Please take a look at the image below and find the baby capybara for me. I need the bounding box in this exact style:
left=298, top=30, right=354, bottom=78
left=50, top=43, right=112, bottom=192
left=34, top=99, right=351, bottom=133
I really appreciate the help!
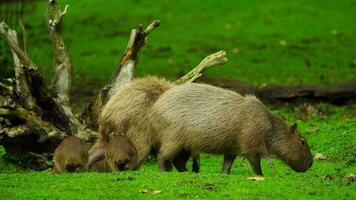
left=53, top=136, right=89, bottom=173
left=105, top=135, right=138, bottom=171
left=88, top=76, right=199, bottom=172
left=149, top=83, right=313, bottom=176
left=89, top=160, right=110, bottom=172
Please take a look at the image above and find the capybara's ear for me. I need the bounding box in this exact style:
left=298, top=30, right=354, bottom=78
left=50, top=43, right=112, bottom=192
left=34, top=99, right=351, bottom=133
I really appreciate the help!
left=290, top=123, right=298, bottom=134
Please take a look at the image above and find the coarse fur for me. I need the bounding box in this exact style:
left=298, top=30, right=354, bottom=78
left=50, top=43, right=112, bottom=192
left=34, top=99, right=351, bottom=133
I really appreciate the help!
left=88, top=76, right=199, bottom=171
left=149, top=83, right=313, bottom=175
left=53, top=136, right=90, bottom=173
left=105, top=134, right=138, bottom=171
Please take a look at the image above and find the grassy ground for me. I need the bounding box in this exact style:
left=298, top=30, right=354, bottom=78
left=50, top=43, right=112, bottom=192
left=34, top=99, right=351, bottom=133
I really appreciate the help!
left=1, top=0, right=356, bottom=86
left=0, top=105, right=355, bottom=199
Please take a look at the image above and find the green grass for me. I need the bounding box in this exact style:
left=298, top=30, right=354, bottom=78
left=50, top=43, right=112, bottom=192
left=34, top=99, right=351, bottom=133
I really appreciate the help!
left=0, top=105, right=355, bottom=199
left=0, top=1, right=355, bottom=199
left=1, top=0, right=356, bottom=86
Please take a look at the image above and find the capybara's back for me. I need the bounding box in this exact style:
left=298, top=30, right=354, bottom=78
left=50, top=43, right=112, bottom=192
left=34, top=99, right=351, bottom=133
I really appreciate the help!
left=105, top=135, right=138, bottom=171
left=53, top=136, right=89, bottom=173
left=150, top=83, right=313, bottom=175
left=88, top=76, right=174, bottom=167
left=150, top=83, right=270, bottom=154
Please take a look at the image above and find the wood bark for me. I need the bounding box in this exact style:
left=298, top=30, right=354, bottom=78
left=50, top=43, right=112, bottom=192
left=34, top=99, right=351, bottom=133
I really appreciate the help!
left=8, top=29, right=36, bottom=110
left=47, top=0, right=72, bottom=106
left=174, top=50, right=228, bottom=84
left=199, top=77, right=356, bottom=105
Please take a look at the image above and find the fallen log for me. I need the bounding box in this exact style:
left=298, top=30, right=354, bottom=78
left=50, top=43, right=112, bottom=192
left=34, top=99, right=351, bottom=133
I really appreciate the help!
left=199, top=77, right=356, bottom=105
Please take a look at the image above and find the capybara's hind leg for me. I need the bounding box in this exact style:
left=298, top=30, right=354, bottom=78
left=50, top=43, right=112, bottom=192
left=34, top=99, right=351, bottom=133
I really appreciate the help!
left=246, top=153, right=263, bottom=176
left=222, top=154, right=237, bottom=174
left=157, top=143, right=181, bottom=172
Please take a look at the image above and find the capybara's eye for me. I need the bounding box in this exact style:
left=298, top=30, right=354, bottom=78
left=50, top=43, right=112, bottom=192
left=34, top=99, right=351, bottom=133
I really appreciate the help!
left=300, top=138, right=305, bottom=146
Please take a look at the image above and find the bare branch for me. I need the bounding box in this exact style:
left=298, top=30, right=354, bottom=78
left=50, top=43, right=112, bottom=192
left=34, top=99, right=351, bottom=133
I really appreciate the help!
left=0, top=106, right=66, bottom=141
left=0, top=21, right=37, bottom=70
left=3, top=125, right=31, bottom=138
left=47, top=0, right=72, bottom=106
left=0, top=82, right=13, bottom=96
left=107, top=20, right=160, bottom=97
left=8, top=30, right=36, bottom=110
left=47, top=0, right=68, bottom=32
left=175, top=50, right=228, bottom=84
left=144, top=20, right=160, bottom=35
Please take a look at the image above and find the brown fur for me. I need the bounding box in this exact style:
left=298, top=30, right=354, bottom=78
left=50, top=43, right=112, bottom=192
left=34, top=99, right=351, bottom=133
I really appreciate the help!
left=149, top=83, right=313, bottom=175
left=53, top=136, right=90, bottom=173
left=89, top=160, right=110, bottom=172
left=88, top=76, right=173, bottom=167
left=88, top=76, right=199, bottom=171
left=105, top=135, right=138, bottom=171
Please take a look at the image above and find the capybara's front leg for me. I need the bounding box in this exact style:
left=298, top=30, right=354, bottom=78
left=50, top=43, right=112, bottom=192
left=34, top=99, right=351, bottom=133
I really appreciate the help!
left=192, top=154, right=200, bottom=173
left=246, top=153, right=263, bottom=176
left=172, top=150, right=190, bottom=172
left=222, top=154, right=237, bottom=174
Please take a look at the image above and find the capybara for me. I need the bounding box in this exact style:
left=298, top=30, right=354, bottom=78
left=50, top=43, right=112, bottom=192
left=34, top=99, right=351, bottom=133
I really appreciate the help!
left=53, top=136, right=89, bottom=173
left=105, top=135, right=138, bottom=171
left=88, top=76, right=200, bottom=172
left=149, top=83, right=313, bottom=176
left=89, top=160, right=110, bottom=172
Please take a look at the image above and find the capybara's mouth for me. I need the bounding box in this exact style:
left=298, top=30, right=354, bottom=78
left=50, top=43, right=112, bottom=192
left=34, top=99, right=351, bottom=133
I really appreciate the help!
left=292, top=160, right=313, bottom=173
left=116, top=163, right=126, bottom=171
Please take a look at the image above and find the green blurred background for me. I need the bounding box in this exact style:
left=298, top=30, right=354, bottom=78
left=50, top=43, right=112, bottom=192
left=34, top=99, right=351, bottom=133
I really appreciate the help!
left=1, top=0, right=355, bottom=87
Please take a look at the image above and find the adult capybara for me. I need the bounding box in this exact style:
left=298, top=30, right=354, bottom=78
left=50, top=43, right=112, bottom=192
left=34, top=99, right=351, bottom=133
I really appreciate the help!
left=53, top=136, right=89, bottom=173
left=105, top=135, right=138, bottom=171
left=149, top=83, right=313, bottom=176
left=88, top=76, right=199, bottom=172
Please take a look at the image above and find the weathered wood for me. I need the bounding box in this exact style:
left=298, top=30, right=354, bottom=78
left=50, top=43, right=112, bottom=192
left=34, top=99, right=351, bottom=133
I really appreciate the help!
left=199, top=77, right=356, bottom=105
left=8, top=30, right=36, bottom=110
left=0, top=21, right=37, bottom=70
left=174, top=50, right=228, bottom=84
left=47, top=0, right=72, bottom=106
left=0, top=21, right=78, bottom=134
left=0, top=106, right=66, bottom=141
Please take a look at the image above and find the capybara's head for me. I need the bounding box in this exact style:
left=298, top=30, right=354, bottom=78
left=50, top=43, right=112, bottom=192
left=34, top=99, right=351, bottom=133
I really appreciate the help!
left=105, top=135, right=137, bottom=171
left=271, top=123, right=313, bottom=172
left=114, top=158, right=131, bottom=171
left=65, top=164, right=85, bottom=172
